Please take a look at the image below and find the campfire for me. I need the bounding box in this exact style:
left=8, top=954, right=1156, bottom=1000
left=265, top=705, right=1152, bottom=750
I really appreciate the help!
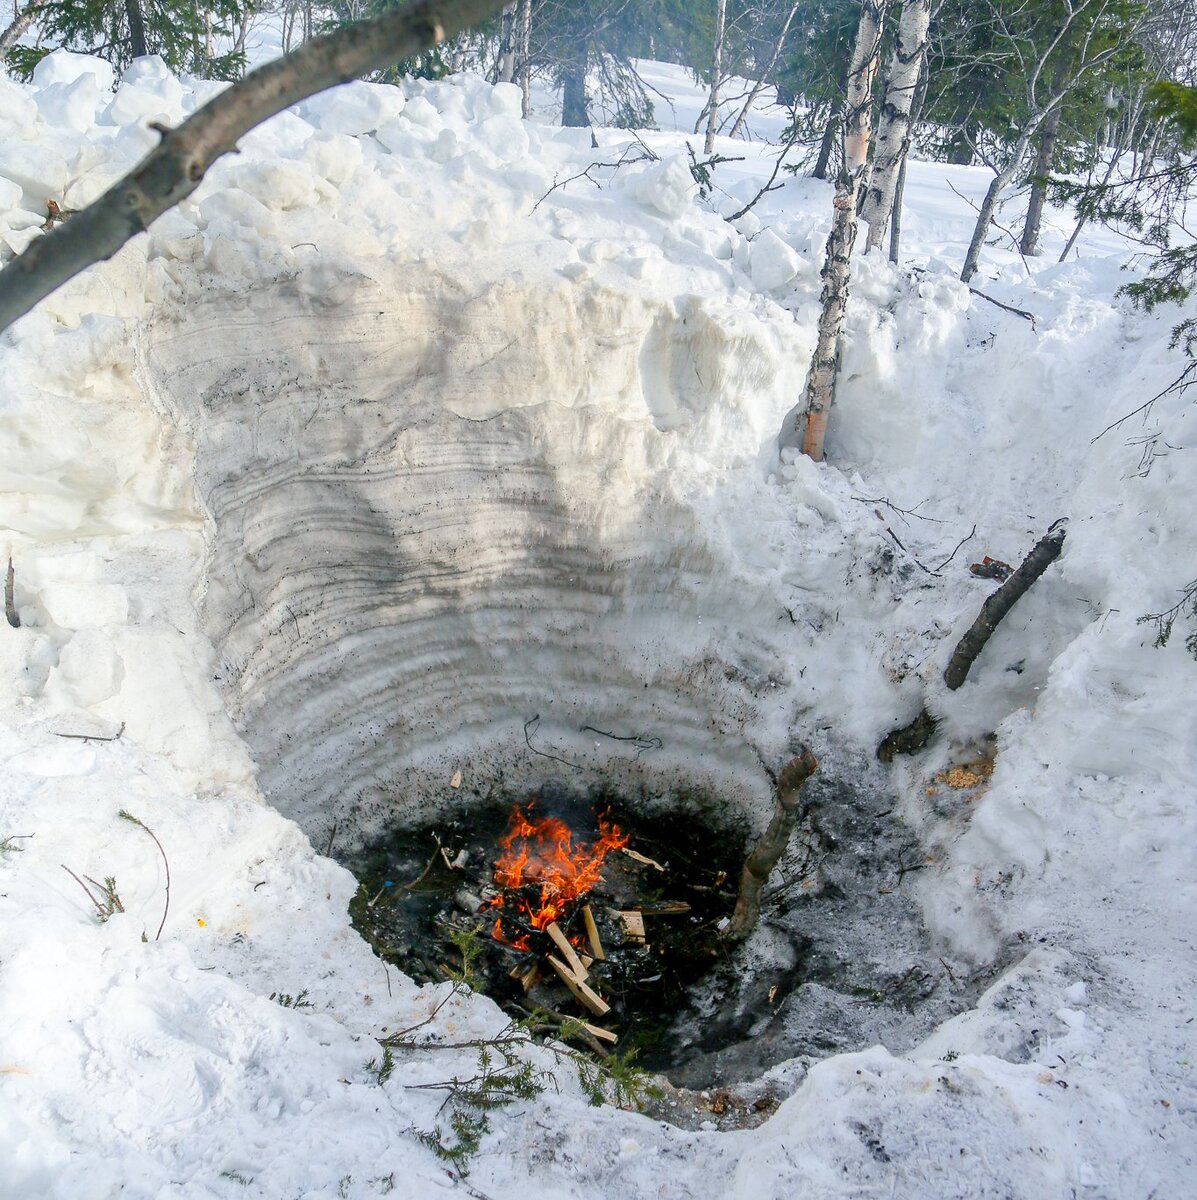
left=350, top=789, right=743, bottom=1058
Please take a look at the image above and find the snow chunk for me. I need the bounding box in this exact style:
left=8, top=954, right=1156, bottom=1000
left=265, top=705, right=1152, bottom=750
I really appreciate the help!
left=302, top=133, right=363, bottom=187
left=476, top=114, right=529, bottom=163
left=32, top=49, right=115, bottom=93
left=630, top=154, right=698, bottom=219
left=298, top=80, right=404, bottom=136
left=34, top=74, right=105, bottom=134
left=105, top=62, right=186, bottom=129
left=227, top=160, right=319, bottom=212
left=485, top=81, right=523, bottom=117
left=0, top=77, right=37, bottom=139
left=0, top=176, right=21, bottom=212
left=0, top=141, right=70, bottom=207
left=750, top=228, right=802, bottom=292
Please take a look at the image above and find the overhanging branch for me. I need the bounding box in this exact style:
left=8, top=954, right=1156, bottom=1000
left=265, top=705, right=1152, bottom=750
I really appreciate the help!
left=0, top=0, right=505, bottom=334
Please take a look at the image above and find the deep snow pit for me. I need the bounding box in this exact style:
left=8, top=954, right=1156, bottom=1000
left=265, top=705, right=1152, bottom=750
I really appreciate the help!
left=137, top=247, right=1004, bottom=1101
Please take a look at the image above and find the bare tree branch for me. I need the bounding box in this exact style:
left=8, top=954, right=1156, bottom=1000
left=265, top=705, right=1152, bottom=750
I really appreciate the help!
left=0, top=0, right=505, bottom=334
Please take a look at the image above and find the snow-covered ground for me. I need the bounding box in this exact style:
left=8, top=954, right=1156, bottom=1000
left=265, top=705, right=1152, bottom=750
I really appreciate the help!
left=1, top=44, right=1195, bottom=1200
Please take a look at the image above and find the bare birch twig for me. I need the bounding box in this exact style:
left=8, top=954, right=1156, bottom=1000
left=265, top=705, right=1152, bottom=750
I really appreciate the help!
left=0, top=0, right=505, bottom=334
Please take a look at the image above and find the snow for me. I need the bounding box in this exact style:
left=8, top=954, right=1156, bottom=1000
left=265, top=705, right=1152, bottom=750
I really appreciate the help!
left=1, top=43, right=1195, bottom=1200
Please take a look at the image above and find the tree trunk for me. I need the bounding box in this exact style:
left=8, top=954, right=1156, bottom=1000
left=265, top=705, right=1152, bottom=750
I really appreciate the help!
left=960, top=115, right=1043, bottom=283
left=125, top=0, right=149, bottom=58
left=703, top=0, right=727, bottom=155
left=860, top=0, right=930, bottom=252
left=517, top=0, right=531, bottom=117
left=800, top=0, right=890, bottom=462
left=0, top=1, right=38, bottom=61
left=728, top=0, right=800, bottom=140
left=496, top=1, right=514, bottom=83
left=888, top=149, right=906, bottom=263
left=1020, top=51, right=1072, bottom=257
left=561, top=42, right=589, bottom=127
left=811, top=96, right=842, bottom=179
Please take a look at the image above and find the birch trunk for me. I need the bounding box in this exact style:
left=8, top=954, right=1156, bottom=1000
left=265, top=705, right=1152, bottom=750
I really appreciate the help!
left=496, top=1, right=515, bottom=83
left=0, top=0, right=37, bottom=60
left=800, top=0, right=890, bottom=463
left=517, top=0, right=531, bottom=117
left=860, top=0, right=929, bottom=252
left=703, top=0, right=727, bottom=155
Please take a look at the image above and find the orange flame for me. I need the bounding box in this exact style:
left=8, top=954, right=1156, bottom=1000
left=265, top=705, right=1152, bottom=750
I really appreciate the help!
left=487, top=805, right=627, bottom=943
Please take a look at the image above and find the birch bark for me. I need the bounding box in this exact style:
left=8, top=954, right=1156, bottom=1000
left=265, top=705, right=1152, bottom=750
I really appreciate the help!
left=860, top=0, right=930, bottom=252
left=800, top=0, right=891, bottom=462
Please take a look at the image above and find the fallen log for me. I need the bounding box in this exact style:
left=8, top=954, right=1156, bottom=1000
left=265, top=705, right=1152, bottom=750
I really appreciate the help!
left=943, top=523, right=1066, bottom=689
left=877, top=522, right=1066, bottom=761
left=726, top=747, right=819, bottom=939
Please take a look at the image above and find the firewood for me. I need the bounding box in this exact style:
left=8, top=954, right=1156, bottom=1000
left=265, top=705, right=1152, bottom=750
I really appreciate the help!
left=546, top=954, right=610, bottom=1016
left=578, top=953, right=594, bottom=970
left=581, top=904, right=605, bottom=961
left=545, top=921, right=589, bottom=980
left=508, top=960, right=540, bottom=992
left=614, top=910, right=646, bottom=944
left=636, top=901, right=691, bottom=916
left=621, top=847, right=665, bottom=871
left=582, top=1023, right=618, bottom=1045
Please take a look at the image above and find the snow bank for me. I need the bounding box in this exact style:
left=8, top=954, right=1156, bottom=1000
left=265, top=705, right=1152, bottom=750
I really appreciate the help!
left=1, top=49, right=1194, bottom=1200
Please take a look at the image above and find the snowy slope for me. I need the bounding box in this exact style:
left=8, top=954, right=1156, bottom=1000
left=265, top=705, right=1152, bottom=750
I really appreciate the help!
left=0, top=49, right=1194, bottom=1200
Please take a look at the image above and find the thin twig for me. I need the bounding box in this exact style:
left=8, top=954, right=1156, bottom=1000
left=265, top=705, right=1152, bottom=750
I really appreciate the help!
left=1091, top=361, right=1197, bottom=443
left=119, top=810, right=170, bottom=940
left=523, top=715, right=581, bottom=770
left=851, top=495, right=945, bottom=524
left=61, top=864, right=106, bottom=917
left=968, top=286, right=1038, bottom=327
left=936, top=524, right=978, bottom=571
left=52, top=721, right=126, bottom=742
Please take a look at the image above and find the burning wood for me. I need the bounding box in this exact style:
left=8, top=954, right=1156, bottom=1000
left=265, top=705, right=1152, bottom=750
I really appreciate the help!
left=547, top=954, right=610, bottom=1016
left=581, top=904, right=605, bottom=961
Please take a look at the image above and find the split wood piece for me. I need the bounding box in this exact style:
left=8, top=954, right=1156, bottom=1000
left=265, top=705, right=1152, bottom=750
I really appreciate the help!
left=582, top=1023, right=618, bottom=1045
left=636, top=901, right=691, bottom=916
left=614, top=910, right=646, bottom=944
left=545, top=922, right=588, bottom=981
left=727, top=747, right=819, bottom=939
left=622, top=847, right=665, bottom=872
left=578, top=953, right=594, bottom=970
left=509, top=961, right=540, bottom=992
left=581, top=904, right=606, bottom=961
left=546, top=954, right=610, bottom=1016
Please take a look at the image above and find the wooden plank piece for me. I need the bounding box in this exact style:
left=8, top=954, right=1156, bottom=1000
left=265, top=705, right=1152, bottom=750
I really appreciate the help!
left=545, top=921, right=588, bottom=980
left=581, top=904, right=606, bottom=961
left=546, top=954, right=610, bottom=1016
left=614, top=909, right=646, bottom=944
left=582, top=1023, right=618, bottom=1045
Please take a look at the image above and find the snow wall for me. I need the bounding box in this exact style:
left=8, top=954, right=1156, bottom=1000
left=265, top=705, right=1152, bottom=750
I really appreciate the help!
left=142, top=251, right=809, bottom=845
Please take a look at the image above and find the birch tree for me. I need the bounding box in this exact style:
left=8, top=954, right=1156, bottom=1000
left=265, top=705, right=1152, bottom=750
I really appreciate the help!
left=800, top=0, right=891, bottom=462
left=703, top=0, right=728, bottom=154
left=859, top=0, right=931, bottom=252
